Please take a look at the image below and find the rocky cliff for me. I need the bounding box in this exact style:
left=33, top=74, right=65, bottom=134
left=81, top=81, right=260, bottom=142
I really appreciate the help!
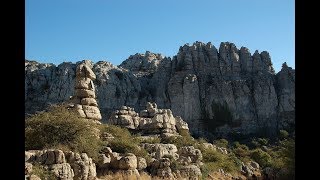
left=25, top=41, right=295, bottom=138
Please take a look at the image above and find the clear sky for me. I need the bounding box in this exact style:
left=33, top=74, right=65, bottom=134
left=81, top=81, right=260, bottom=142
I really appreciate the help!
left=26, top=0, right=294, bottom=72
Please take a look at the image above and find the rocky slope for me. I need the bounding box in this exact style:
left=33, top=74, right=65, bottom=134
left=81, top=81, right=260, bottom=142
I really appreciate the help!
left=25, top=41, right=295, bottom=137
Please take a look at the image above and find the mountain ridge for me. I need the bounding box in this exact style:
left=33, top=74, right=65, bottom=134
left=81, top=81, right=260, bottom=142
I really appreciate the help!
left=25, top=41, right=295, bottom=138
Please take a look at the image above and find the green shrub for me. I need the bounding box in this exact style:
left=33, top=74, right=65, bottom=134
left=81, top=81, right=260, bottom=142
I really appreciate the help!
left=161, top=133, right=196, bottom=148
left=137, top=136, right=161, bottom=144
left=25, top=105, right=103, bottom=161
left=257, top=138, right=269, bottom=146
left=201, top=156, right=240, bottom=175
left=107, top=138, right=137, bottom=154
left=277, top=139, right=295, bottom=178
left=250, top=148, right=272, bottom=167
left=279, top=130, right=289, bottom=139
left=251, top=138, right=269, bottom=148
left=100, top=124, right=151, bottom=162
left=232, top=143, right=250, bottom=159
left=99, top=124, right=132, bottom=140
left=202, top=149, right=223, bottom=162
left=197, top=137, right=208, bottom=144
left=213, top=138, right=228, bottom=148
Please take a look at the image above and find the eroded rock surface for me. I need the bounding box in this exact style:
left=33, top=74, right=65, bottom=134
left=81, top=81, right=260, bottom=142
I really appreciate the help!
left=25, top=41, right=295, bottom=137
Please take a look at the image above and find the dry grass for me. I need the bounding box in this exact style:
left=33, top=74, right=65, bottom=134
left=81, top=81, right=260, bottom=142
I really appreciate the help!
left=206, top=171, right=246, bottom=180
left=97, top=172, right=152, bottom=180
left=97, top=172, right=190, bottom=180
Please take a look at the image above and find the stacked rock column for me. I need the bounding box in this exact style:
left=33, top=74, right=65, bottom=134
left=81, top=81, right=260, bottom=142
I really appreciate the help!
left=73, top=64, right=102, bottom=121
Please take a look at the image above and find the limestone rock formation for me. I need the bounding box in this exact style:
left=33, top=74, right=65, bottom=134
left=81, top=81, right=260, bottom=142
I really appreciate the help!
left=141, top=143, right=179, bottom=160
left=178, top=146, right=202, bottom=164
left=109, top=102, right=189, bottom=136
left=178, top=165, right=202, bottom=179
left=71, top=62, right=102, bottom=121
left=25, top=41, right=295, bottom=138
left=241, top=161, right=262, bottom=178
left=95, top=146, right=141, bottom=177
left=25, top=150, right=96, bottom=180
left=65, top=152, right=97, bottom=180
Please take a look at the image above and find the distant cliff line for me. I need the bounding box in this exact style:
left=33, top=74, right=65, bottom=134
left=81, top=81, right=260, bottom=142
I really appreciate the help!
left=25, top=41, right=295, bottom=138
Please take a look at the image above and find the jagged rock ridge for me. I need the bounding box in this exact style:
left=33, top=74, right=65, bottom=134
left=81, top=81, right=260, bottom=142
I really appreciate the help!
left=25, top=41, right=295, bottom=137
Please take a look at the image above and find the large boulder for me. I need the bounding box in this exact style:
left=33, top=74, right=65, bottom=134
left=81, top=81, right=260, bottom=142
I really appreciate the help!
left=142, top=143, right=178, bottom=160
left=49, top=163, right=74, bottom=180
left=178, top=146, right=202, bottom=163
left=178, top=165, right=202, bottom=179
left=118, top=153, right=138, bottom=170
left=65, top=152, right=97, bottom=180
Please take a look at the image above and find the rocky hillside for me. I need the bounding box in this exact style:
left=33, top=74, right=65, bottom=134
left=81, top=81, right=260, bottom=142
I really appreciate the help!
left=25, top=41, right=295, bottom=138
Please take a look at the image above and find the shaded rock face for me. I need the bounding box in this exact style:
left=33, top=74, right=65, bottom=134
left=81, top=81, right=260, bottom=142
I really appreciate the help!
left=25, top=41, right=295, bottom=137
left=275, top=63, right=295, bottom=131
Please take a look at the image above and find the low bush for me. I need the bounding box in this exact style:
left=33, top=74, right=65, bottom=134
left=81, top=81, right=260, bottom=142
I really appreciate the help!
left=161, top=132, right=196, bottom=148
left=250, top=148, right=272, bottom=167
left=232, top=143, right=250, bottom=160
left=25, top=105, right=103, bottom=161
left=279, top=129, right=289, bottom=139
left=213, top=138, right=228, bottom=148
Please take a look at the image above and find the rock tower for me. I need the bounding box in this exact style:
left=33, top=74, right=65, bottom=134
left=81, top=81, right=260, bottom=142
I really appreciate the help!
left=71, top=63, right=102, bottom=121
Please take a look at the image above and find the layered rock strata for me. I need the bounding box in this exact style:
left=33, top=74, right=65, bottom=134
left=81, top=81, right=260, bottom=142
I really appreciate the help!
left=70, top=62, right=102, bottom=121
left=25, top=41, right=295, bottom=137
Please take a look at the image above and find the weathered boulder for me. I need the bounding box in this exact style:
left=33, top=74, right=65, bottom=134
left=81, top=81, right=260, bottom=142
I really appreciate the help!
left=241, top=161, right=262, bottom=179
left=142, top=143, right=178, bottom=160
left=137, top=157, right=147, bottom=170
left=178, top=165, right=202, bottom=179
left=33, top=149, right=66, bottom=165
left=65, top=152, right=96, bottom=180
left=29, top=174, right=41, bottom=180
left=118, top=153, right=138, bottom=170
left=150, top=158, right=174, bottom=179
left=49, top=163, right=74, bottom=180
left=178, top=146, right=202, bottom=163
left=25, top=162, right=33, bottom=175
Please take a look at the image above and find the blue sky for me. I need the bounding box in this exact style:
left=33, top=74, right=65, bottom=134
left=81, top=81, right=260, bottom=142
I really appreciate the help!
left=26, top=0, right=294, bottom=72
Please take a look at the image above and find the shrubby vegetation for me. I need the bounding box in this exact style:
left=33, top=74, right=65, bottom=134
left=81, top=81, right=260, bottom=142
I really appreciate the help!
left=25, top=105, right=151, bottom=162
left=25, top=105, right=294, bottom=179
left=161, top=131, right=197, bottom=148
left=25, top=105, right=103, bottom=161
left=100, top=124, right=151, bottom=161
left=213, top=138, right=229, bottom=148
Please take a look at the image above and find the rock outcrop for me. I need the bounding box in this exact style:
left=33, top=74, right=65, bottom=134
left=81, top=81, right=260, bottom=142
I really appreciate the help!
left=96, top=147, right=140, bottom=177
left=109, top=102, right=189, bottom=136
left=70, top=62, right=102, bottom=121
left=25, top=41, right=295, bottom=138
left=25, top=150, right=75, bottom=180
left=25, top=150, right=97, bottom=180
